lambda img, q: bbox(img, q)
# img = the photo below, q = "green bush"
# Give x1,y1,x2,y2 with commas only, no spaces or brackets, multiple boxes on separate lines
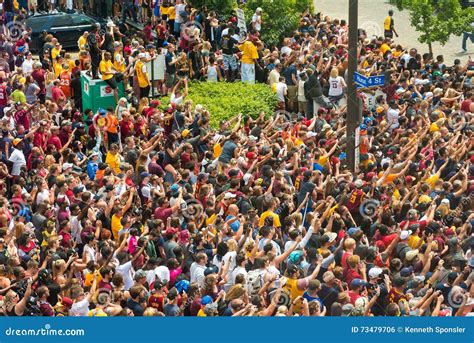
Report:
161,81,278,128
189,0,235,16
243,0,314,47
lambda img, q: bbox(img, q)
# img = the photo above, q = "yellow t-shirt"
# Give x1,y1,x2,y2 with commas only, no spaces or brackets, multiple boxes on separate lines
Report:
111,214,123,241
136,61,149,88
105,151,121,174
239,41,258,64
53,63,63,78
284,277,304,313
258,211,281,227
380,43,391,54
318,156,328,167
78,36,87,51
114,52,125,72
88,308,107,316
408,234,422,249
418,194,432,204
197,309,206,317
100,60,114,81
384,16,392,31
51,47,61,64
426,174,440,189
213,143,222,159
168,6,176,20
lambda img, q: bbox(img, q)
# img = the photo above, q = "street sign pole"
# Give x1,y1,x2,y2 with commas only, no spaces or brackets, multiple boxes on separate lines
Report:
347,0,359,173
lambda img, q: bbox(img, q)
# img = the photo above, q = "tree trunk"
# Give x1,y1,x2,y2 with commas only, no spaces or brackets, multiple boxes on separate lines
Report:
428,42,433,57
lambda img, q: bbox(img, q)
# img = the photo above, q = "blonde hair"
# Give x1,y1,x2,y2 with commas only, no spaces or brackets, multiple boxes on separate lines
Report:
330,68,339,78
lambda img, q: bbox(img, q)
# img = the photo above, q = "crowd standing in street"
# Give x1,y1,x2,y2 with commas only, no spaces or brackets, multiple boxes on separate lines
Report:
0,0,472,317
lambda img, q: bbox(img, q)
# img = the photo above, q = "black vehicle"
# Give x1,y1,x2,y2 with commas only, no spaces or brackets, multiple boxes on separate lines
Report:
25,12,100,52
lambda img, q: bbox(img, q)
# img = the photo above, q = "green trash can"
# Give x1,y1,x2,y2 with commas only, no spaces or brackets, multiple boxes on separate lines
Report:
81,71,125,113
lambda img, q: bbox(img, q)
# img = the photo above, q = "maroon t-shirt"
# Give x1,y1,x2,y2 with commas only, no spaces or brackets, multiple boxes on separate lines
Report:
154,207,173,221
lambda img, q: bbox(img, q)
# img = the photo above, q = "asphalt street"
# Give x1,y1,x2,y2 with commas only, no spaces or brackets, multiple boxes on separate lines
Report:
314,0,472,64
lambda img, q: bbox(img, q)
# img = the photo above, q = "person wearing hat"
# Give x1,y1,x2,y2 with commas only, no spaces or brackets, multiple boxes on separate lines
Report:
135,53,151,99
87,24,102,79
8,138,26,177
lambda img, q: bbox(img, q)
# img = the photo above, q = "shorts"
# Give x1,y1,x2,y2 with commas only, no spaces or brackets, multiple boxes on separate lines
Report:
139,85,150,99
384,30,393,38
103,73,123,90
298,101,307,113
287,85,297,102
241,63,255,84
223,54,237,71
165,72,176,88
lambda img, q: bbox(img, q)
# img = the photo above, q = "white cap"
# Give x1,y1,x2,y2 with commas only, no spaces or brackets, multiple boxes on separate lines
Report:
138,53,146,59
400,230,412,240
306,131,318,138
62,163,73,171
354,179,364,188
256,7,263,12
224,192,237,200
368,267,383,279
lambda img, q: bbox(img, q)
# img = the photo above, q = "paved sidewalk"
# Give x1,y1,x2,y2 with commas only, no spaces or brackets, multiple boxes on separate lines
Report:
314,0,472,64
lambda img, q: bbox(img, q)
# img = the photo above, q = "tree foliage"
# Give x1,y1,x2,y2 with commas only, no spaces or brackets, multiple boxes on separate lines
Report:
396,0,474,53
161,81,278,128
189,0,235,16
242,0,314,47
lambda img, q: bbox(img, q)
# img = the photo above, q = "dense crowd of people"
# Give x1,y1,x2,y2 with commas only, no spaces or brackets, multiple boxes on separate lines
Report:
0,0,472,317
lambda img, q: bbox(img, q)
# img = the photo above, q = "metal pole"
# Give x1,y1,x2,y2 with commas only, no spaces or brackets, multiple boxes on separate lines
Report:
346,0,359,173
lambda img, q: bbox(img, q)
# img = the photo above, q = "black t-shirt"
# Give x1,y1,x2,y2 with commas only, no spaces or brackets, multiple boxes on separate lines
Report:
166,52,177,74
221,36,238,55
127,298,144,316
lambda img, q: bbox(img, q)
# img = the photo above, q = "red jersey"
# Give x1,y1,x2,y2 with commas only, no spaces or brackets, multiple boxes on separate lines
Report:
0,83,8,106
346,189,365,212
59,71,72,99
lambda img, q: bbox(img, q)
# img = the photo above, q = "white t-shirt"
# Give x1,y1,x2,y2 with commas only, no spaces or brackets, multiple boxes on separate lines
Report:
281,46,292,56
21,59,34,75
154,265,170,283
116,261,134,291
231,266,248,285
70,298,90,316
387,108,400,130
190,262,206,287
170,93,184,105
175,4,186,24
36,189,50,205
297,79,306,102
8,149,26,176
328,76,344,97
252,13,261,31
276,82,288,102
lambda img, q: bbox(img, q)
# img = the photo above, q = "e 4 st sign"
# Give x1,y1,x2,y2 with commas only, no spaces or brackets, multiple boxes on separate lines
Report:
353,72,385,89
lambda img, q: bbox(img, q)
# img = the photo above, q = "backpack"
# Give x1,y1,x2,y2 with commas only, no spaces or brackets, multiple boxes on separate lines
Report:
246,269,263,297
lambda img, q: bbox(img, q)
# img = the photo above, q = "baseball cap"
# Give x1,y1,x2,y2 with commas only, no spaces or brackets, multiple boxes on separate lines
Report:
224,192,237,200
12,138,22,146
368,267,383,279
347,227,361,237
140,172,150,178
165,227,178,237
201,295,213,306
170,184,179,194
322,232,337,243
350,278,367,288
400,230,412,240
400,266,414,277
138,53,146,59
62,163,73,171
354,179,364,188
405,249,419,262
